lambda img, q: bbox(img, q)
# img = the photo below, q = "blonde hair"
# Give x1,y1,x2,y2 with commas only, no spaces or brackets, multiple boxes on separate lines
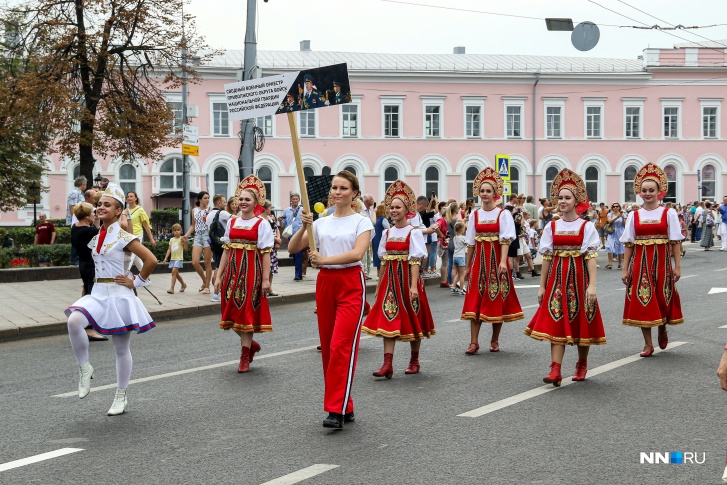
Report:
454,221,465,234
352,198,363,213
446,202,459,222
171,223,182,232
93,191,102,205
375,204,387,218
73,201,94,220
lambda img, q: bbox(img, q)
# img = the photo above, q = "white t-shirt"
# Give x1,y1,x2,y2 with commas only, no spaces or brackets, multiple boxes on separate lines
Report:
430,213,441,242
620,207,683,243
205,208,221,232
539,218,600,255
464,208,516,246
313,213,373,269
527,228,538,250
220,215,274,249
377,225,427,260
453,235,467,258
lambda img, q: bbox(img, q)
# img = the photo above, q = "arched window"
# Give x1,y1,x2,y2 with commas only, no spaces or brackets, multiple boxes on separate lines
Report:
545,166,559,199
160,157,183,191
664,165,677,203
425,166,439,198
465,166,479,202
213,166,229,197
119,163,137,194
343,165,357,177
384,166,398,192
303,166,315,181
702,164,716,199
257,166,272,203
585,166,599,204
510,166,520,196
73,164,81,179
624,166,637,203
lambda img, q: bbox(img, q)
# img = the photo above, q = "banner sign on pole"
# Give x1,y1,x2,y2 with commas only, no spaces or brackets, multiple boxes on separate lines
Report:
496,154,511,180
276,63,352,114
224,72,299,122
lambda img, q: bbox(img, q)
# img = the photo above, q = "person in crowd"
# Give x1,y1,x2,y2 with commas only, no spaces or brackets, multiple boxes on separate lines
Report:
525,169,605,385
435,201,450,288
461,168,524,355
224,196,240,218
597,202,609,249
506,205,525,280
719,196,727,251
362,180,434,378
162,223,188,294
518,211,539,277
99,177,109,190
288,171,373,430
122,191,156,273
361,194,375,279
620,163,684,357
700,201,716,250
446,202,460,288
215,176,273,373
450,221,468,296
67,176,87,265
262,200,281,296
527,219,539,259
34,213,56,246
206,194,226,302
184,191,213,293
539,198,554,232
64,183,157,416
371,203,390,280
605,203,626,269
280,193,304,281
416,195,438,278
672,203,687,257
524,195,538,221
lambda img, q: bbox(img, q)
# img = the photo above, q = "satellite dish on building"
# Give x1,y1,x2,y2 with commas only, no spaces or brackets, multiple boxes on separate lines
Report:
571,22,600,51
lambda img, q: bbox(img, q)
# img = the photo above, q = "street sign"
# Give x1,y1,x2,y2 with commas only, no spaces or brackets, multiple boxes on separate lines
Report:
182,124,199,156
503,182,512,196
182,145,199,156
496,154,510,180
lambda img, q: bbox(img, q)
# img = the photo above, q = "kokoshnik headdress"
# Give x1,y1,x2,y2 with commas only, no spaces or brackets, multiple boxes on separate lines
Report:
472,167,504,202
634,162,668,200
550,168,590,214
236,174,267,216
384,179,416,214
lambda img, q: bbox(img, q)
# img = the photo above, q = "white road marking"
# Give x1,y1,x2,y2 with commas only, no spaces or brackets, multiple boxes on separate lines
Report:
514,284,540,289
713,267,727,272
0,448,83,473
458,342,688,418
719,324,727,329
521,304,540,309
260,464,339,485
52,345,320,398
679,274,696,280
709,288,727,295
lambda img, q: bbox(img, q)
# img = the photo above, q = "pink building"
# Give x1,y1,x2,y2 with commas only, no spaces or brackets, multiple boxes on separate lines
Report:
3,41,727,226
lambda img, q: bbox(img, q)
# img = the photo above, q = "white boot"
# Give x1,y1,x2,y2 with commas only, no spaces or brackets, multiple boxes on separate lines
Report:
107,388,128,416
78,361,94,399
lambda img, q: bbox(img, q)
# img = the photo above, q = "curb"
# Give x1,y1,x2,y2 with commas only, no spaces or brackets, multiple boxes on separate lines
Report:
0,266,542,343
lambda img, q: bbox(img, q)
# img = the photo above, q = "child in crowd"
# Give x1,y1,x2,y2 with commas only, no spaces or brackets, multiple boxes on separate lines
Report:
528,220,539,259
162,223,188,294
451,221,467,296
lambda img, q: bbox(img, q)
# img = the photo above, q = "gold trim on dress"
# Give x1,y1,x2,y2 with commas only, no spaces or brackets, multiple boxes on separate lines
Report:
461,311,525,323
361,326,435,341
383,254,410,261
622,316,684,327
524,328,607,346
474,235,499,242
225,243,258,250
633,239,669,245
584,252,598,260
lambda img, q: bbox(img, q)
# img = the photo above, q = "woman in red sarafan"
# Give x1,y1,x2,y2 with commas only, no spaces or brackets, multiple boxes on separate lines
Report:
214,175,273,373
362,180,434,378
620,163,684,357
460,167,524,355
525,169,605,386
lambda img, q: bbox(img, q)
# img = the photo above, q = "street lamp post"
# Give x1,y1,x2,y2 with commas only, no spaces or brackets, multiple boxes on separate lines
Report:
29,181,40,226
94,172,102,188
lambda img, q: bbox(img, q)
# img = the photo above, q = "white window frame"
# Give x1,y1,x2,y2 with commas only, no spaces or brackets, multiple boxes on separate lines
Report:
164,93,183,136
622,164,639,204
255,164,276,207
700,98,721,139
622,98,644,139
422,96,445,139
159,156,184,192
503,97,526,139
208,94,232,137
661,98,683,139
340,96,361,138
583,99,605,139
380,95,405,138
583,165,601,203
255,115,275,137
544,98,566,139
462,96,485,139
298,110,317,138
382,165,400,194
118,162,139,198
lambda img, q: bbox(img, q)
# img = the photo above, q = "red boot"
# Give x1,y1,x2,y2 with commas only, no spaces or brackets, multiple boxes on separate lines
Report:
237,346,250,373
249,340,261,363
373,353,394,379
404,351,420,374
572,359,588,381
543,362,562,387
658,326,668,350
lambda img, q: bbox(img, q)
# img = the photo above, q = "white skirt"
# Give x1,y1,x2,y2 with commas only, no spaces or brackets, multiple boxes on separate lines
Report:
65,282,155,335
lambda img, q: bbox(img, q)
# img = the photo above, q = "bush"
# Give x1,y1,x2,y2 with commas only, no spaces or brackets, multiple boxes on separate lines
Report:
49,218,67,227
0,248,14,268
55,227,71,244
8,227,35,246
150,208,181,237
19,243,71,267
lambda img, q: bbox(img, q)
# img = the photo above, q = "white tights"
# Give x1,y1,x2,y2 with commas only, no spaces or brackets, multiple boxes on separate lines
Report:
67,311,133,389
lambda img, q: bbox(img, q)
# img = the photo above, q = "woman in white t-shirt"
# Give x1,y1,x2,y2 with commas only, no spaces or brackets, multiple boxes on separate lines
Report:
183,191,213,293
288,171,373,430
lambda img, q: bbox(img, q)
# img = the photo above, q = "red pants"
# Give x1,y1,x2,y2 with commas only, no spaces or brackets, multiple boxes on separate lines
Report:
315,266,366,415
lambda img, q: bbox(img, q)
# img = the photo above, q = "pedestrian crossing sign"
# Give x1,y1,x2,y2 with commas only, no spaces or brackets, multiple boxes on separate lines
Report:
496,154,510,180
503,182,512,196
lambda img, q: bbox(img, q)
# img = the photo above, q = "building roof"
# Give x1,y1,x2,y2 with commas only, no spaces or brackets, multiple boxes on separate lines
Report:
673,39,727,49
206,49,644,74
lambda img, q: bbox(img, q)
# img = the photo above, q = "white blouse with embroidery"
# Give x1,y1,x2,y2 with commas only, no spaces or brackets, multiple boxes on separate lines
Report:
539,218,600,256
619,207,683,243
220,216,274,250
377,225,427,260
464,208,516,246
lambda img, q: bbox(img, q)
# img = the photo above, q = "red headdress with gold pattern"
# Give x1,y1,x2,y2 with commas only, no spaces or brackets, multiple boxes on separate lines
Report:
472,167,504,202
384,179,416,215
634,162,668,200
235,175,266,216
550,168,590,214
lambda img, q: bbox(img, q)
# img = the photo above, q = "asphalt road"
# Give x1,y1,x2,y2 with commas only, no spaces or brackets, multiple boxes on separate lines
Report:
2,245,727,484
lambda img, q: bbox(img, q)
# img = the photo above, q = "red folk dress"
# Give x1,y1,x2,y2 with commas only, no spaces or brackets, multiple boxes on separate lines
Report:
525,219,606,345
461,208,524,324
219,216,274,333
362,225,435,341
621,207,684,327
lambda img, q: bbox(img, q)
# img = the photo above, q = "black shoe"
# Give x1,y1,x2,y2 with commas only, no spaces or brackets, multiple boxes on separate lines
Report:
293,277,302,281
344,411,355,423
516,272,525,280
322,412,344,429
531,270,540,277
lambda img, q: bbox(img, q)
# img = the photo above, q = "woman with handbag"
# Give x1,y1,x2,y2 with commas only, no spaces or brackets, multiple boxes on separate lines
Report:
605,203,626,269
620,163,684,357
700,201,716,250
262,200,281,296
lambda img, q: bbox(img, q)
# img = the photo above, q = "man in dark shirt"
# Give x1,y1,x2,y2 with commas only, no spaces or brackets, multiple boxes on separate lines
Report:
417,195,437,277
34,213,56,245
